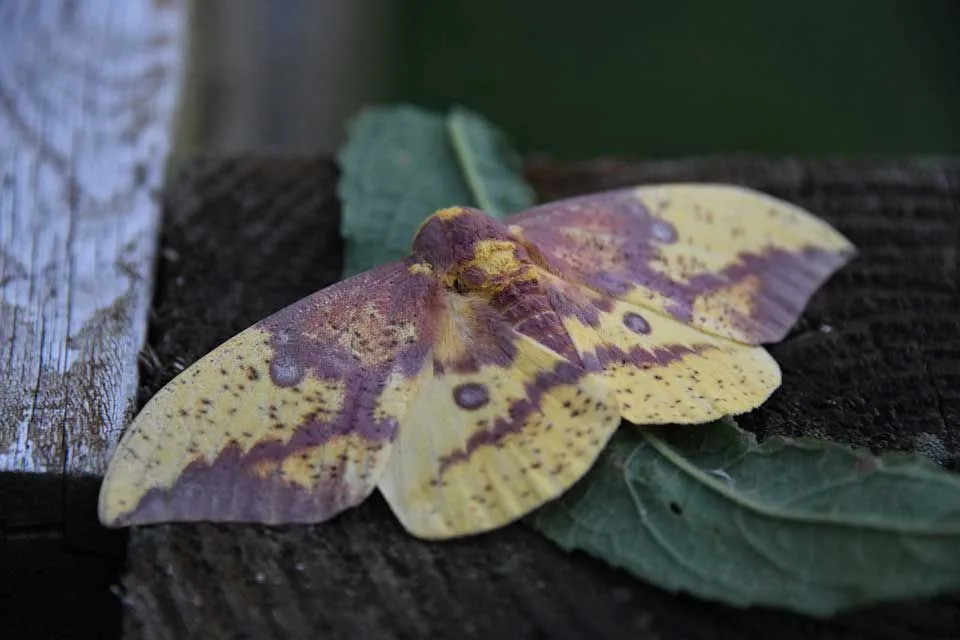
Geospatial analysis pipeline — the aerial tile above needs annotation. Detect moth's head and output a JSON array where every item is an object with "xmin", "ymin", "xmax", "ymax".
[{"xmin": 411, "ymin": 207, "xmax": 532, "ymax": 294}]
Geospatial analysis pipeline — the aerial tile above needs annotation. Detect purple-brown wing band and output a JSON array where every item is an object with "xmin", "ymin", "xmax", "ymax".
[{"xmin": 506, "ymin": 184, "xmax": 855, "ymax": 345}]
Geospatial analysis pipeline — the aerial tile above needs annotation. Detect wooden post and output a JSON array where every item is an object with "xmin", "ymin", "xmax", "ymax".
[{"xmin": 0, "ymin": 0, "xmax": 185, "ymax": 525}]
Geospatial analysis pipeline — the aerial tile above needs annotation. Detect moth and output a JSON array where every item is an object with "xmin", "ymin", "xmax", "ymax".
[{"xmin": 99, "ymin": 184, "xmax": 853, "ymax": 538}]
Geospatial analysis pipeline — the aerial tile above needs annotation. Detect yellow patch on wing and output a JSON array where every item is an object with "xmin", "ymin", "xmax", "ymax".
[
  {"xmin": 378, "ymin": 333, "xmax": 619, "ymax": 539},
  {"xmin": 551, "ymin": 277, "xmax": 781, "ymax": 424}
]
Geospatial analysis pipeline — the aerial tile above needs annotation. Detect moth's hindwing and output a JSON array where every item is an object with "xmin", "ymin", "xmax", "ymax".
[{"xmin": 540, "ymin": 272, "xmax": 781, "ymax": 424}]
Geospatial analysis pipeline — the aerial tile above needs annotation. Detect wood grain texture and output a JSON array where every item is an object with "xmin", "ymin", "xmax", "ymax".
[
  {"xmin": 122, "ymin": 156, "xmax": 960, "ymax": 639},
  {"xmin": 0, "ymin": 1, "xmax": 185, "ymax": 488}
]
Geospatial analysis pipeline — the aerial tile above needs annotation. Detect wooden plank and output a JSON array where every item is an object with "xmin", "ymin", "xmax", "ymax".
[
  {"xmin": 121, "ymin": 156, "xmax": 960, "ymax": 639},
  {"xmin": 0, "ymin": 0, "xmax": 185, "ymax": 507}
]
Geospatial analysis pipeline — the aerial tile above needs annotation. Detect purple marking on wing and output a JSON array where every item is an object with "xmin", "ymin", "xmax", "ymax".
[
  {"xmin": 115, "ymin": 368, "xmax": 402, "ymax": 525},
  {"xmin": 436, "ymin": 360, "xmax": 586, "ymax": 475},
  {"xmin": 593, "ymin": 342, "xmax": 713, "ymax": 370},
  {"xmin": 510, "ymin": 190, "xmax": 686, "ymax": 306},
  {"xmin": 543, "ymin": 277, "xmax": 714, "ymax": 375},
  {"xmin": 256, "ymin": 262, "xmax": 441, "ymax": 441},
  {"xmin": 545, "ymin": 281, "xmax": 603, "ymax": 327},
  {"xmin": 113, "ymin": 441, "xmax": 377, "ymax": 525},
  {"xmin": 623, "ymin": 312, "xmax": 651, "ymax": 335},
  {"xmin": 115, "ymin": 383, "xmax": 401, "ymax": 525},
  {"xmin": 263, "ymin": 260, "xmax": 441, "ymax": 382},
  {"xmin": 269, "ymin": 355, "xmax": 305, "ymax": 387},
  {"xmin": 679, "ymin": 246, "xmax": 851, "ymax": 342}
]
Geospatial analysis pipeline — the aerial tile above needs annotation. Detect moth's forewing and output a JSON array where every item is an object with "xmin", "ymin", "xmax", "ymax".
[{"xmin": 99, "ymin": 261, "xmax": 439, "ymax": 527}]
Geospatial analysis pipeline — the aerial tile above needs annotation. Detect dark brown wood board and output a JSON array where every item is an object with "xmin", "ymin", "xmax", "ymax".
[{"xmin": 117, "ymin": 156, "xmax": 960, "ymax": 639}]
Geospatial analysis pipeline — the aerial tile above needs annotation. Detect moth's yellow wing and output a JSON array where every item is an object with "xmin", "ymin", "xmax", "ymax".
[
  {"xmin": 99, "ymin": 261, "xmax": 440, "ymax": 526},
  {"xmin": 507, "ymin": 184, "xmax": 854, "ymax": 344},
  {"xmin": 540, "ymin": 273, "xmax": 780, "ymax": 424},
  {"xmin": 377, "ymin": 294, "xmax": 619, "ymax": 539}
]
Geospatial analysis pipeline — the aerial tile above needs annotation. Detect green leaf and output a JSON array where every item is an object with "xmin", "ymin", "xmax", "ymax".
[
  {"xmin": 532, "ymin": 418, "xmax": 960, "ymax": 616},
  {"xmin": 336, "ymin": 104, "xmax": 534, "ymax": 276}
]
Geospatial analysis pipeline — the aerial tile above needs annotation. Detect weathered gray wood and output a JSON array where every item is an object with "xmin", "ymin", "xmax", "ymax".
[
  {"xmin": 122, "ymin": 156, "xmax": 960, "ymax": 639},
  {"xmin": 0, "ymin": 5, "xmax": 185, "ymax": 637},
  {"xmin": 0, "ymin": 0, "xmax": 185, "ymax": 493}
]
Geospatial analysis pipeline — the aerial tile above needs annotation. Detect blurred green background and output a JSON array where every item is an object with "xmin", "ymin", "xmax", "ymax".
[{"xmin": 184, "ymin": 0, "xmax": 960, "ymax": 159}]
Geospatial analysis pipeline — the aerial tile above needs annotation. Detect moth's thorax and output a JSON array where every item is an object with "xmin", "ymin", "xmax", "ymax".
[{"xmin": 411, "ymin": 207, "xmax": 535, "ymax": 294}]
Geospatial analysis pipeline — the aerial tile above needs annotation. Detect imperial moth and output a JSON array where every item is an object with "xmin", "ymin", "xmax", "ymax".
[{"xmin": 99, "ymin": 184, "xmax": 853, "ymax": 539}]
